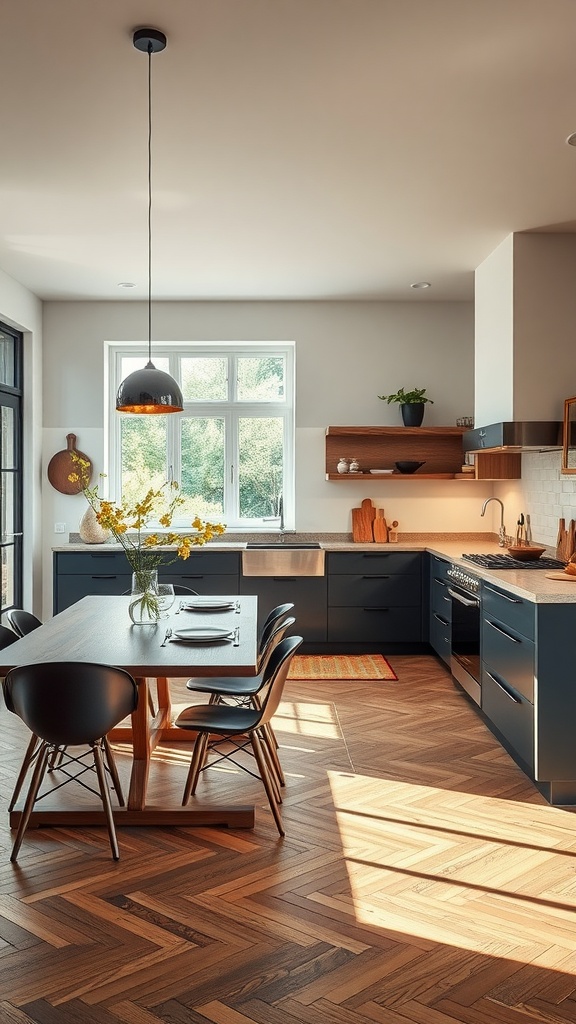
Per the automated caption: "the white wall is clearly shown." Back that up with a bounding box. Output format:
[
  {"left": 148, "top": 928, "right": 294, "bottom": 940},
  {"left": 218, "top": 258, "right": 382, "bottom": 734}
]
[
  {"left": 40, "top": 298, "right": 485, "bottom": 615},
  {"left": 0, "top": 269, "right": 43, "bottom": 617}
]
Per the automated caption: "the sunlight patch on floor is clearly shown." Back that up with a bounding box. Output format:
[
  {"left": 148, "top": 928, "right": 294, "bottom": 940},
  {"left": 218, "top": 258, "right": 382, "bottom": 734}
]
[
  {"left": 328, "top": 770, "right": 576, "bottom": 961},
  {"left": 273, "top": 700, "right": 341, "bottom": 740}
]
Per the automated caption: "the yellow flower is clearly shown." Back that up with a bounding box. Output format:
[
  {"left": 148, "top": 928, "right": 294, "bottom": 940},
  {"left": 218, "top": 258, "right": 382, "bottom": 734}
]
[{"left": 70, "top": 450, "right": 225, "bottom": 574}]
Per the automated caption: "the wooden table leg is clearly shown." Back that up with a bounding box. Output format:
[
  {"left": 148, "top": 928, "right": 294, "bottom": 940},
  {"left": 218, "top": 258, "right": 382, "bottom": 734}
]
[{"left": 127, "top": 676, "right": 151, "bottom": 811}]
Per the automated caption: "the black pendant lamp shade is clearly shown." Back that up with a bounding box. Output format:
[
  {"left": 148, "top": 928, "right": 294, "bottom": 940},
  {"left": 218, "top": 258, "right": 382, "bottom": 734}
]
[
  {"left": 116, "top": 361, "right": 183, "bottom": 414},
  {"left": 116, "top": 29, "right": 183, "bottom": 415}
]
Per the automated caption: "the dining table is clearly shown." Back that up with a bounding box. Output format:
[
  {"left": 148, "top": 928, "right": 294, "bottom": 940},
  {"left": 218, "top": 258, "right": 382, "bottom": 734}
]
[{"left": 0, "top": 594, "right": 259, "bottom": 830}]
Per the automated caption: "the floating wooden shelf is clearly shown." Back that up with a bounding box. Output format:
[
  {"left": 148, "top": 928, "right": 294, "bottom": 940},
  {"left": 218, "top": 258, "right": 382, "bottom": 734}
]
[
  {"left": 325, "top": 472, "right": 458, "bottom": 480},
  {"left": 325, "top": 426, "right": 521, "bottom": 481}
]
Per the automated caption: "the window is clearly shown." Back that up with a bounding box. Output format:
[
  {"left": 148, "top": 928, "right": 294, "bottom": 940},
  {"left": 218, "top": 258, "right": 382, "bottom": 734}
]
[
  {"left": 0, "top": 322, "right": 23, "bottom": 615},
  {"left": 108, "top": 344, "right": 294, "bottom": 530}
]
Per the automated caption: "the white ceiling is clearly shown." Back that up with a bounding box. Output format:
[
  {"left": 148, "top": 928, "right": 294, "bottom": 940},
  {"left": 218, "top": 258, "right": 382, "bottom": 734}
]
[{"left": 3, "top": 0, "right": 576, "bottom": 302}]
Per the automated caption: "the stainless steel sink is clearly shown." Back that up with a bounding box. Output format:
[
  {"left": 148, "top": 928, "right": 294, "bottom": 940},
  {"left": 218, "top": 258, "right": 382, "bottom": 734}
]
[
  {"left": 242, "top": 545, "right": 325, "bottom": 577},
  {"left": 246, "top": 542, "right": 321, "bottom": 549}
]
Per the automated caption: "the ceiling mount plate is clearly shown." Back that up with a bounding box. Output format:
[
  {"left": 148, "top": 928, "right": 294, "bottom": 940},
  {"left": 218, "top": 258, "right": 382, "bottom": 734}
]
[{"left": 133, "top": 28, "right": 166, "bottom": 54}]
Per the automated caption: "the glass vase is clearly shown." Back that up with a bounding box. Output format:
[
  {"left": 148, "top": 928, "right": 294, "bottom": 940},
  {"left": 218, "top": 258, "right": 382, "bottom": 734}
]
[{"left": 128, "top": 570, "right": 160, "bottom": 624}]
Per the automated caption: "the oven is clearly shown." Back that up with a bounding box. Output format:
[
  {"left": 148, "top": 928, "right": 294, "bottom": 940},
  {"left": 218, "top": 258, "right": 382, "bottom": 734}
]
[{"left": 446, "top": 565, "right": 481, "bottom": 705}]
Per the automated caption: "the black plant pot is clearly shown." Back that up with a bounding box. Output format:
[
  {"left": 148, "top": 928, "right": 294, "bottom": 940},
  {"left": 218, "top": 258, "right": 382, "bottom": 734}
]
[{"left": 401, "top": 402, "right": 425, "bottom": 427}]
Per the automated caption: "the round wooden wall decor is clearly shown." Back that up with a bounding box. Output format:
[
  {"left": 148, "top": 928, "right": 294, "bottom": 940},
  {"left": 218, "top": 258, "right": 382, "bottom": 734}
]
[{"left": 47, "top": 433, "right": 93, "bottom": 494}]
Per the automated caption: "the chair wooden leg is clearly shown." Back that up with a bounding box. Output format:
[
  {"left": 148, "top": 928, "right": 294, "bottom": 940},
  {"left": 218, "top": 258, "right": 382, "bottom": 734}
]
[
  {"left": 10, "top": 743, "right": 51, "bottom": 862},
  {"left": 259, "top": 724, "right": 282, "bottom": 794},
  {"left": 8, "top": 732, "right": 42, "bottom": 812},
  {"left": 93, "top": 741, "right": 120, "bottom": 861},
  {"left": 250, "top": 730, "right": 285, "bottom": 837},
  {"left": 102, "top": 736, "right": 125, "bottom": 806},
  {"left": 182, "top": 732, "right": 209, "bottom": 804},
  {"left": 260, "top": 723, "right": 285, "bottom": 786},
  {"left": 257, "top": 729, "right": 282, "bottom": 804}
]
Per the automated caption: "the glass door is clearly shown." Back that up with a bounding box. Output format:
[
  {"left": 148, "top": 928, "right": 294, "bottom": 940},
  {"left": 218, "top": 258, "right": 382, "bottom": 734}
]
[{"left": 0, "top": 324, "right": 23, "bottom": 616}]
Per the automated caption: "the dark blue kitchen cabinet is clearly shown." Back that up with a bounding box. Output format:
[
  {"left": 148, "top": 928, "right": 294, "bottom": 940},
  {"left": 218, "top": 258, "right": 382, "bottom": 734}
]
[
  {"left": 327, "top": 550, "right": 423, "bottom": 648},
  {"left": 53, "top": 549, "right": 240, "bottom": 613},
  {"left": 480, "top": 580, "right": 576, "bottom": 805},
  {"left": 238, "top": 574, "right": 327, "bottom": 644},
  {"left": 428, "top": 554, "right": 452, "bottom": 665}
]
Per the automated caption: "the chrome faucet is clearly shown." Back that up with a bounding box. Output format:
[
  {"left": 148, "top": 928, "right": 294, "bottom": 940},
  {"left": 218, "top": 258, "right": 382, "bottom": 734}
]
[{"left": 481, "top": 497, "right": 507, "bottom": 547}]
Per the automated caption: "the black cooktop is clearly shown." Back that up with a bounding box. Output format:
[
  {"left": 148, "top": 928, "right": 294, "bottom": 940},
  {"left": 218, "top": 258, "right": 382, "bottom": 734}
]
[{"left": 462, "top": 553, "right": 565, "bottom": 570}]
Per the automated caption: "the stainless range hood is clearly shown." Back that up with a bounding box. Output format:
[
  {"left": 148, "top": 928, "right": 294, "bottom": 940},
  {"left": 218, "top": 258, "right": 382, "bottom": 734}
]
[{"left": 463, "top": 421, "right": 562, "bottom": 454}]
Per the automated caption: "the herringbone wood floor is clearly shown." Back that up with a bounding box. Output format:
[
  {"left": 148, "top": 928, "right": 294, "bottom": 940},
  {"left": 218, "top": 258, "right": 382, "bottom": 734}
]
[{"left": 2, "top": 655, "right": 576, "bottom": 1023}]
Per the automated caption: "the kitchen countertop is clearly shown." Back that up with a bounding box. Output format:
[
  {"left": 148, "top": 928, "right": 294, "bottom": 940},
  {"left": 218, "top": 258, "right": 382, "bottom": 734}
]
[{"left": 54, "top": 535, "right": 576, "bottom": 603}]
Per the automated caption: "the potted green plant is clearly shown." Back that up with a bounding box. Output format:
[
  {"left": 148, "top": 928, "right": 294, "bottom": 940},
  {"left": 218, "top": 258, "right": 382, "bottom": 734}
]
[{"left": 377, "top": 386, "right": 433, "bottom": 427}]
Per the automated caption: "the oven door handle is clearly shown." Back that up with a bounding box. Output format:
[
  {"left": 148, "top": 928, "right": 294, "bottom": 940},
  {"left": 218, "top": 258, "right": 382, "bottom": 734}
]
[{"left": 447, "top": 587, "right": 479, "bottom": 608}]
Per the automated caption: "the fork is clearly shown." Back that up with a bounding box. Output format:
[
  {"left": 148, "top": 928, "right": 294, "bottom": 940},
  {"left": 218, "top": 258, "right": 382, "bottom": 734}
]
[
  {"left": 235, "top": 599, "right": 241, "bottom": 614},
  {"left": 175, "top": 601, "right": 184, "bottom": 615},
  {"left": 233, "top": 626, "right": 240, "bottom": 647},
  {"left": 160, "top": 627, "right": 172, "bottom": 647}
]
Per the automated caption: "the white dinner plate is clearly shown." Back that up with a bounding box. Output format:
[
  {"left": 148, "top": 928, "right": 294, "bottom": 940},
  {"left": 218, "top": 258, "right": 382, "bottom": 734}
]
[
  {"left": 183, "top": 598, "right": 236, "bottom": 611},
  {"left": 369, "top": 469, "right": 394, "bottom": 474},
  {"left": 173, "top": 626, "right": 234, "bottom": 642}
]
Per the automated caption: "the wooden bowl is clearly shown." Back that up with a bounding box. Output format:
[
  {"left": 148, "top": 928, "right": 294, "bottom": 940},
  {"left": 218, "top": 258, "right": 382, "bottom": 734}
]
[{"left": 506, "top": 545, "right": 547, "bottom": 562}]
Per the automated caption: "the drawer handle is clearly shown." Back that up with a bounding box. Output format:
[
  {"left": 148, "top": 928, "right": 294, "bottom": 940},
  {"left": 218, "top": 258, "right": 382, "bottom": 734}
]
[
  {"left": 363, "top": 607, "right": 390, "bottom": 612},
  {"left": 362, "top": 553, "right": 391, "bottom": 558},
  {"left": 433, "top": 612, "right": 449, "bottom": 625},
  {"left": 179, "top": 575, "right": 205, "bottom": 579},
  {"left": 91, "top": 575, "right": 118, "bottom": 580},
  {"left": 486, "top": 619, "right": 520, "bottom": 643},
  {"left": 485, "top": 670, "right": 521, "bottom": 704},
  {"left": 89, "top": 554, "right": 116, "bottom": 559},
  {"left": 361, "top": 575, "right": 390, "bottom": 580},
  {"left": 433, "top": 578, "right": 448, "bottom": 586},
  {"left": 484, "top": 585, "right": 521, "bottom": 604}
]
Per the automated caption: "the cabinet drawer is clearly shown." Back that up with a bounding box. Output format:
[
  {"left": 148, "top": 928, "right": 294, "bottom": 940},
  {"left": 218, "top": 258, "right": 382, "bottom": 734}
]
[
  {"left": 481, "top": 583, "right": 535, "bottom": 641},
  {"left": 430, "top": 575, "right": 452, "bottom": 619},
  {"left": 56, "top": 574, "right": 130, "bottom": 611},
  {"left": 239, "top": 575, "right": 327, "bottom": 642},
  {"left": 162, "top": 573, "right": 238, "bottom": 596},
  {"left": 328, "top": 606, "right": 422, "bottom": 643},
  {"left": 328, "top": 551, "right": 422, "bottom": 576},
  {"left": 176, "top": 551, "right": 240, "bottom": 574},
  {"left": 429, "top": 610, "right": 451, "bottom": 664},
  {"left": 482, "top": 666, "right": 534, "bottom": 772},
  {"left": 329, "top": 574, "right": 421, "bottom": 607},
  {"left": 55, "top": 551, "right": 130, "bottom": 574},
  {"left": 482, "top": 615, "right": 535, "bottom": 702}
]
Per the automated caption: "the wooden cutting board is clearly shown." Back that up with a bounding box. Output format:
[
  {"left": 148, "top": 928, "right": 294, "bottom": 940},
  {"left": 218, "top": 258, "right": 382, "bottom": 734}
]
[
  {"left": 47, "top": 433, "right": 93, "bottom": 494},
  {"left": 352, "top": 497, "right": 377, "bottom": 542},
  {"left": 373, "top": 508, "right": 388, "bottom": 542},
  {"left": 556, "top": 518, "right": 576, "bottom": 562}
]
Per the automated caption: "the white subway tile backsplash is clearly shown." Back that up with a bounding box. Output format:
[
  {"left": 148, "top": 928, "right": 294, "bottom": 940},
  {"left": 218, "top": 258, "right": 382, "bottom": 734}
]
[{"left": 514, "top": 451, "right": 576, "bottom": 548}]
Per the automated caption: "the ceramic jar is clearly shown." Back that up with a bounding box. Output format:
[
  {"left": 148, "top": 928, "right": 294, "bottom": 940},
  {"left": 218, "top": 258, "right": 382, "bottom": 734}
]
[
  {"left": 337, "top": 458, "right": 349, "bottom": 474},
  {"left": 79, "top": 504, "right": 110, "bottom": 544}
]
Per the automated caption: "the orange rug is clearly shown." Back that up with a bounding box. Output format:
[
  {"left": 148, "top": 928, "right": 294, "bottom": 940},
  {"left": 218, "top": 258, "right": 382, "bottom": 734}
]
[{"left": 287, "top": 654, "right": 397, "bottom": 681}]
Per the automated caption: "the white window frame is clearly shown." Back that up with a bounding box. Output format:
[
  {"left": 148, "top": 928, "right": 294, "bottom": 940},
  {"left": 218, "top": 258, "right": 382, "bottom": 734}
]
[{"left": 105, "top": 341, "right": 295, "bottom": 532}]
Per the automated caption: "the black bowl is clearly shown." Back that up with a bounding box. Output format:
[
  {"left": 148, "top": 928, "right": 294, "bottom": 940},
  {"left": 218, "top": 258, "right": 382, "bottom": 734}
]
[{"left": 395, "top": 461, "right": 426, "bottom": 474}]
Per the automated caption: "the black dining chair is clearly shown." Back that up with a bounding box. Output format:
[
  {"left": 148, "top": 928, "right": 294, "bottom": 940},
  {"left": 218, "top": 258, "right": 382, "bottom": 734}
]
[
  {"left": 5, "top": 609, "right": 42, "bottom": 638},
  {"left": 176, "top": 635, "right": 303, "bottom": 836},
  {"left": 0, "top": 624, "right": 38, "bottom": 813},
  {"left": 0, "top": 623, "right": 19, "bottom": 650},
  {"left": 3, "top": 661, "right": 138, "bottom": 861}
]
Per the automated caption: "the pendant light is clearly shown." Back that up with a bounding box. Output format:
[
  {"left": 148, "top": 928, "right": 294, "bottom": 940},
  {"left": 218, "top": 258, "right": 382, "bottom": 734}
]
[{"left": 116, "top": 28, "right": 183, "bottom": 414}]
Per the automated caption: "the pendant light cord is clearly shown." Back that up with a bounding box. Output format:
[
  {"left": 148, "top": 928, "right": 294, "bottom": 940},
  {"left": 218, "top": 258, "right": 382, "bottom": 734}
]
[{"left": 147, "top": 41, "right": 153, "bottom": 366}]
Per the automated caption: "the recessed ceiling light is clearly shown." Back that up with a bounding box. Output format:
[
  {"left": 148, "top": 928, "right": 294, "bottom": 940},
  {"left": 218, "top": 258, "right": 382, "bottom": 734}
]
[
  {"left": 566, "top": 133, "right": 576, "bottom": 147},
  {"left": 410, "top": 281, "right": 431, "bottom": 289},
  {"left": 118, "top": 281, "right": 136, "bottom": 288}
]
